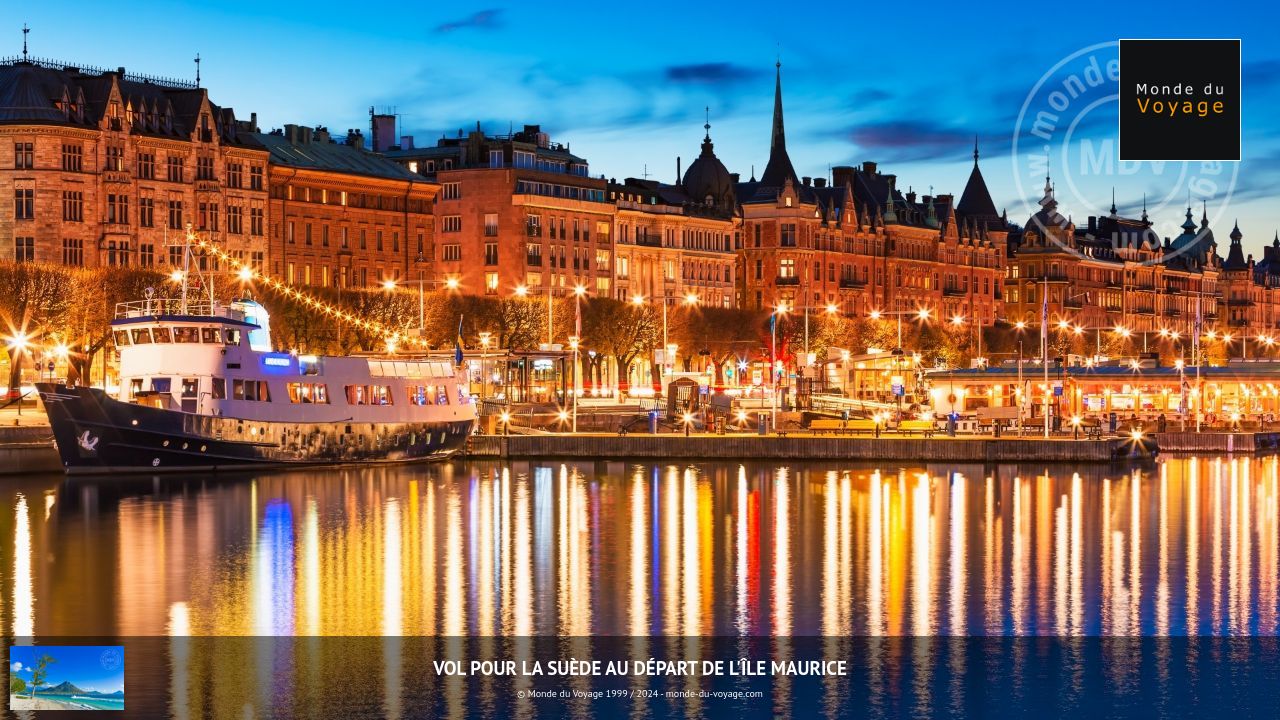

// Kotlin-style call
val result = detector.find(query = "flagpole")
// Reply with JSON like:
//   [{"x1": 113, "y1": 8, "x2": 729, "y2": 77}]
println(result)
[{"x1": 1043, "y1": 275, "x2": 1050, "y2": 439}]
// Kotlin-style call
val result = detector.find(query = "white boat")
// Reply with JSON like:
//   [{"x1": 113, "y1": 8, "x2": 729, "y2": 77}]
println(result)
[{"x1": 39, "y1": 249, "x2": 474, "y2": 474}]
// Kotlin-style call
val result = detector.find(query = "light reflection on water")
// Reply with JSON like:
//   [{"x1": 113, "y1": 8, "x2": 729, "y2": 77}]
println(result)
[{"x1": 4, "y1": 456, "x2": 1280, "y2": 639}]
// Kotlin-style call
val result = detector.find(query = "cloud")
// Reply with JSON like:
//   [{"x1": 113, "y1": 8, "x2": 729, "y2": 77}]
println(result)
[
  {"x1": 435, "y1": 9, "x2": 503, "y2": 33},
  {"x1": 10, "y1": 662, "x2": 20, "y2": 672},
  {"x1": 849, "y1": 88, "x2": 891, "y2": 106},
  {"x1": 664, "y1": 63, "x2": 762, "y2": 85},
  {"x1": 847, "y1": 120, "x2": 984, "y2": 162},
  {"x1": 1244, "y1": 60, "x2": 1280, "y2": 89}
]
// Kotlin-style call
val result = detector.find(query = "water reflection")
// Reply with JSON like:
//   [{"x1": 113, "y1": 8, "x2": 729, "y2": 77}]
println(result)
[{"x1": 4, "y1": 457, "x2": 1280, "y2": 639}]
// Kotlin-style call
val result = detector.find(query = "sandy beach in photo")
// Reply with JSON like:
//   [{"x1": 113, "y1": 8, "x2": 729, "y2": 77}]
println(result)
[{"x1": 9, "y1": 693, "x2": 90, "y2": 710}]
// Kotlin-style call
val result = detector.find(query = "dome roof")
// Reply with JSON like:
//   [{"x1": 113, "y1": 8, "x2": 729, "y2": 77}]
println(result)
[{"x1": 682, "y1": 126, "x2": 734, "y2": 210}]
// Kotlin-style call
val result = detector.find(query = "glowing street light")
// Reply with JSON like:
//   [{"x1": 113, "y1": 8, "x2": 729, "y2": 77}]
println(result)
[
  {"x1": 237, "y1": 266, "x2": 255, "y2": 282},
  {"x1": 514, "y1": 285, "x2": 529, "y2": 298},
  {"x1": 382, "y1": 279, "x2": 397, "y2": 291},
  {"x1": 951, "y1": 314, "x2": 966, "y2": 327},
  {"x1": 1014, "y1": 320, "x2": 1027, "y2": 331},
  {"x1": 169, "y1": 270, "x2": 185, "y2": 283},
  {"x1": 445, "y1": 277, "x2": 460, "y2": 291}
]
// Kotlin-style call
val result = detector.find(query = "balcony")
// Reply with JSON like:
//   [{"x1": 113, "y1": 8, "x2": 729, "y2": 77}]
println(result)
[
  {"x1": 526, "y1": 225, "x2": 542, "y2": 237},
  {"x1": 838, "y1": 277, "x2": 866, "y2": 289},
  {"x1": 776, "y1": 276, "x2": 800, "y2": 286},
  {"x1": 1228, "y1": 298, "x2": 1254, "y2": 307},
  {"x1": 103, "y1": 170, "x2": 130, "y2": 184},
  {"x1": 636, "y1": 236, "x2": 662, "y2": 248},
  {"x1": 1135, "y1": 307, "x2": 1155, "y2": 315},
  {"x1": 1164, "y1": 308, "x2": 1181, "y2": 317},
  {"x1": 196, "y1": 180, "x2": 220, "y2": 193},
  {"x1": 526, "y1": 256, "x2": 542, "y2": 267},
  {"x1": 942, "y1": 287, "x2": 966, "y2": 297}
]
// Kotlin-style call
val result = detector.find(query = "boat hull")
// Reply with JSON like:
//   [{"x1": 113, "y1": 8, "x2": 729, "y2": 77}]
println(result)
[{"x1": 37, "y1": 384, "x2": 474, "y2": 475}]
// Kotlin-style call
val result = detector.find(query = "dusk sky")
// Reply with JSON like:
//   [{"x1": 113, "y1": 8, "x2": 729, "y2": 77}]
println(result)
[{"x1": 15, "y1": 1, "x2": 1280, "y2": 254}]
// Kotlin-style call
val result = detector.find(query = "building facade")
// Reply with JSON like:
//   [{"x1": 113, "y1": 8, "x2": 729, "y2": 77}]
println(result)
[
  {"x1": 251, "y1": 124, "x2": 437, "y2": 291},
  {"x1": 0, "y1": 58, "x2": 269, "y2": 270},
  {"x1": 384, "y1": 124, "x2": 613, "y2": 299},
  {"x1": 734, "y1": 65, "x2": 1008, "y2": 332}
]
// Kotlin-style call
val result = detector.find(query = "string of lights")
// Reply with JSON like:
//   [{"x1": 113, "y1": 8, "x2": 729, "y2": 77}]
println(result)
[{"x1": 191, "y1": 239, "x2": 430, "y2": 351}]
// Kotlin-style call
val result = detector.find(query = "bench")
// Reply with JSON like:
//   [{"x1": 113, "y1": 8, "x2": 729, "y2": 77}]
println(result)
[
  {"x1": 807, "y1": 418, "x2": 880, "y2": 435},
  {"x1": 897, "y1": 419, "x2": 936, "y2": 437}
]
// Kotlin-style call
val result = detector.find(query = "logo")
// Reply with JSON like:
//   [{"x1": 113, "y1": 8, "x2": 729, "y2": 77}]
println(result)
[
  {"x1": 1119, "y1": 39, "x2": 1241, "y2": 161},
  {"x1": 76, "y1": 431, "x2": 99, "y2": 453},
  {"x1": 99, "y1": 647, "x2": 121, "y2": 671}
]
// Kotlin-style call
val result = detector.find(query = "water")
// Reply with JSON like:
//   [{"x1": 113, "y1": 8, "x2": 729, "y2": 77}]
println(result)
[{"x1": 4, "y1": 456, "x2": 1280, "y2": 718}]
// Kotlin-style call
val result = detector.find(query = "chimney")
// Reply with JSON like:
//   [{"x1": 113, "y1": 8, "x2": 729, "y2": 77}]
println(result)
[
  {"x1": 832, "y1": 166, "x2": 854, "y2": 188},
  {"x1": 814, "y1": 178, "x2": 827, "y2": 188},
  {"x1": 283, "y1": 123, "x2": 300, "y2": 143},
  {"x1": 117, "y1": 66, "x2": 126, "y2": 75},
  {"x1": 400, "y1": 135, "x2": 414, "y2": 150},
  {"x1": 906, "y1": 189, "x2": 917, "y2": 204},
  {"x1": 346, "y1": 128, "x2": 364, "y2": 148},
  {"x1": 313, "y1": 126, "x2": 330, "y2": 143},
  {"x1": 1088, "y1": 216, "x2": 1097, "y2": 233},
  {"x1": 802, "y1": 176, "x2": 811, "y2": 187},
  {"x1": 371, "y1": 112, "x2": 396, "y2": 152},
  {"x1": 250, "y1": 112, "x2": 258, "y2": 132},
  {"x1": 862, "y1": 161, "x2": 878, "y2": 175},
  {"x1": 730, "y1": 173, "x2": 740, "y2": 183}
]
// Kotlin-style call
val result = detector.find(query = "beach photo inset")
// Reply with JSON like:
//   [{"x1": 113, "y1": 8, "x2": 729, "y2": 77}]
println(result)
[{"x1": 8, "y1": 645, "x2": 124, "y2": 711}]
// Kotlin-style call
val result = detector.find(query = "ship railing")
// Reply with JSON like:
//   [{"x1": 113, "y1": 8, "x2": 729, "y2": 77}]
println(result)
[{"x1": 114, "y1": 299, "x2": 244, "y2": 321}]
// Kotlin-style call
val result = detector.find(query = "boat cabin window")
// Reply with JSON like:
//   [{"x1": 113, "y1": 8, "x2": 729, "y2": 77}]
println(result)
[
  {"x1": 407, "y1": 385, "x2": 431, "y2": 406},
  {"x1": 232, "y1": 379, "x2": 271, "y2": 402},
  {"x1": 224, "y1": 329, "x2": 241, "y2": 346},
  {"x1": 131, "y1": 328, "x2": 153, "y2": 344},
  {"x1": 345, "y1": 384, "x2": 393, "y2": 405},
  {"x1": 202, "y1": 327, "x2": 220, "y2": 343},
  {"x1": 129, "y1": 378, "x2": 143, "y2": 398},
  {"x1": 436, "y1": 385, "x2": 450, "y2": 405},
  {"x1": 113, "y1": 330, "x2": 130, "y2": 346},
  {"x1": 174, "y1": 327, "x2": 199, "y2": 343},
  {"x1": 152, "y1": 377, "x2": 172, "y2": 393},
  {"x1": 153, "y1": 327, "x2": 173, "y2": 343},
  {"x1": 181, "y1": 378, "x2": 199, "y2": 398},
  {"x1": 298, "y1": 355, "x2": 319, "y2": 375},
  {"x1": 212, "y1": 378, "x2": 226, "y2": 399},
  {"x1": 287, "y1": 382, "x2": 329, "y2": 404}
]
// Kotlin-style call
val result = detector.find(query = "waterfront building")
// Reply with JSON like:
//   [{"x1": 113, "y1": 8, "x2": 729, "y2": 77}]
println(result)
[
  {"x1": 608, "y1": 115, "x2": 741, "y2": 309},
  {"x1": 250, "y1": 124, "x2": 437, "y2": 290},
  {"x1": 734, "y1": 64, "x2": 1008, "y2": 329},
  {"x1": 384, "y1": 124, "x2": 613, "y2": 299},
  {"x1": 1005, "y1": 181, "x2": 1223, "y2": 346},
  {"x1": 0, "y1": 56, "x2": 268, "y2": 269}
]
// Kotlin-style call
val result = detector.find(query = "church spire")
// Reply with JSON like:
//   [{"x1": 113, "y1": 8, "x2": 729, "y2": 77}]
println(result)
[
  {"x1": 957, "y1": 136, "x2": 999, "y2": 222},
  {"x1": 759, "y1": 60, "x2": 798, "y2": 188}
]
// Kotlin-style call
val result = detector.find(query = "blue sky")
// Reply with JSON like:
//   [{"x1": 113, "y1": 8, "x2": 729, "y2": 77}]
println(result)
[
  {"x1": 9, "y1": 645, "x2": 124, "y2": 693},
  {"x1": 14, "y1": 1, "x2": 1280, "y2": 254}
]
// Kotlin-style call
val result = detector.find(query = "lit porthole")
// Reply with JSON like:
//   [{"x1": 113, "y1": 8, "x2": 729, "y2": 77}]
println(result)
[{"x1": 163, "y1": 440, "x2": 170, "y2": 447}]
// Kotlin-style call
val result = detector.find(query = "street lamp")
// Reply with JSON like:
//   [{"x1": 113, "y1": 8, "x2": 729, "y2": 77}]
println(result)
[
  {"x1": 569, "y1": 334, "x2": 580, "y2": 433},
  {"x1": 478, "y1": 331, "x2": 492, "y2": 405},
  {"x1": 771, "y1": 302, "x2": 789, "y2": 419},
  {"x1": 868, "y1": 307, "x2": 931, "y2": 355},
  {"x1": 237, "y1": 266, "x2": 254, "y2": 282}
]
